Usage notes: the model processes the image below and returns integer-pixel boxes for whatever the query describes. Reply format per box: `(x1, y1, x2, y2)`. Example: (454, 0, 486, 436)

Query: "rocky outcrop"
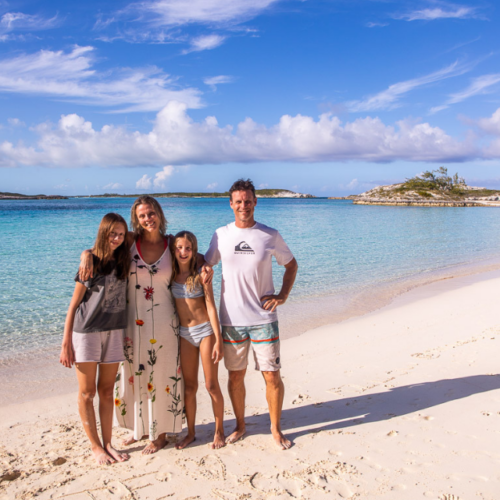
(353, 200, 486, 207)
(348, 183, 500, 207)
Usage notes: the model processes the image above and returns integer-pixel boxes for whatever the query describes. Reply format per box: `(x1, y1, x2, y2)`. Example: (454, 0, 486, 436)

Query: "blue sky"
(1, 0, 500, 196)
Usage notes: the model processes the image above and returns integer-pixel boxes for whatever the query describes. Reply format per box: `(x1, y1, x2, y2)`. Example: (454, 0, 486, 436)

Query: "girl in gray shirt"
(59, 213, 130, 466)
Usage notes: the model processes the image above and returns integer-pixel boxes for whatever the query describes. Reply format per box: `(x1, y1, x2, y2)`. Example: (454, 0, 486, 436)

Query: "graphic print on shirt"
(103, 274, 127, 313)
(234, 241, 255, 254)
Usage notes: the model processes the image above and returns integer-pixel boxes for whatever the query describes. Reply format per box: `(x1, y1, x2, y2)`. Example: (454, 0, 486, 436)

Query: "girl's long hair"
(130, 196, 167, 236)
(171, 231, 200, 292)
(92, 213, 130, 280)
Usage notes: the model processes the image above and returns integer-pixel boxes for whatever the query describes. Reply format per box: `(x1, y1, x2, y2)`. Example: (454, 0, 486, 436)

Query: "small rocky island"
(337, 168, 500, 207)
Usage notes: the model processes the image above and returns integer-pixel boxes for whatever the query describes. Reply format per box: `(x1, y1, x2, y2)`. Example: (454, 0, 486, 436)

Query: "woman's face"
(136, 203, 159, 233)
(109, 223, 126, 251)
(174, 237, 193, 266)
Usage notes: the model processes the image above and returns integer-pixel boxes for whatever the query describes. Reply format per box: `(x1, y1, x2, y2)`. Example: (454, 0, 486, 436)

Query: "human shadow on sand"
(234, 374, 500, 441)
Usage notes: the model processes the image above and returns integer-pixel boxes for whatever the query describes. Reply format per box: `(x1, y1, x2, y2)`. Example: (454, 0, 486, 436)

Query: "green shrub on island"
(396, 167, 467, 196)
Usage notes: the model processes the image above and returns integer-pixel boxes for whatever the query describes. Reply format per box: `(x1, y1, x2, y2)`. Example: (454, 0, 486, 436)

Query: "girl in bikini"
(171, 231, 225, 449)
(60, 213, 130, 465)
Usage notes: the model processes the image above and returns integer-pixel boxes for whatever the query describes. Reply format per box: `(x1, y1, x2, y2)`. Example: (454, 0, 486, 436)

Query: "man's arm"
(261, 258, 298, 313)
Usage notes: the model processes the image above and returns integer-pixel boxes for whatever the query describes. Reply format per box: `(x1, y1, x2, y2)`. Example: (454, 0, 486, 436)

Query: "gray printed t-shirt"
(73, 263, 127, 333)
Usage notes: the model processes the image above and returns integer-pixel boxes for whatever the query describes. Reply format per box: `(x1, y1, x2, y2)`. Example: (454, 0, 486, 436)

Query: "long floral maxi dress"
(114, 239, 184, 440)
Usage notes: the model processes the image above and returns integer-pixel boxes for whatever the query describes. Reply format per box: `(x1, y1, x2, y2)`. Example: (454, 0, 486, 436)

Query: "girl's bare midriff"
(174, 295, 210, 328)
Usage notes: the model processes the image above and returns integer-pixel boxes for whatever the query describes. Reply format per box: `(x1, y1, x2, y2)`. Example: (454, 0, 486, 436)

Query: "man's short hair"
(229, 179, 256, 200)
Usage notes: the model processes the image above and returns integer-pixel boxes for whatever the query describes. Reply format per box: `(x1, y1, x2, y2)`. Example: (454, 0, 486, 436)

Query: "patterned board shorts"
(221, 321, 280, 372)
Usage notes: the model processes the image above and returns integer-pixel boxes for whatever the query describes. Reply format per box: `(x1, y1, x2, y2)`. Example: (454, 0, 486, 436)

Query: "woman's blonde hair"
(171, 231, 200, 293)
(130, 196, 167, 236)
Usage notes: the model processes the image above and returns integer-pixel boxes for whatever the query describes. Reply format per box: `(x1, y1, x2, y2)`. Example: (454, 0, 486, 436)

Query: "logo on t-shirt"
(234, 241, 255, 254)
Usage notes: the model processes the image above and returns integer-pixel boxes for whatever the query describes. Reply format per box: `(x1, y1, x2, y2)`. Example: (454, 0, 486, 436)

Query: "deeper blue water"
(1, 197, 500, 360)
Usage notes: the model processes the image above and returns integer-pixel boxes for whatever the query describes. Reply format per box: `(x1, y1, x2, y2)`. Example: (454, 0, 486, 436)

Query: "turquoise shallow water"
(1, 197, 500, 362)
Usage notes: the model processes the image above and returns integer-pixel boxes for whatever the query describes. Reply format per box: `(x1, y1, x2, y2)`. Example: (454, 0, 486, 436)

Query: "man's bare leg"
(75, 363, 115, 465)
(226, 368, 247, 444)
(97, 363, 129, 462)
(262, 370, 291, 450)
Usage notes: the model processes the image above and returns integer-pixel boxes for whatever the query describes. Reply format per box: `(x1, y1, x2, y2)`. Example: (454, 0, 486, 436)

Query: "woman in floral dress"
(114, 195, 184, 454)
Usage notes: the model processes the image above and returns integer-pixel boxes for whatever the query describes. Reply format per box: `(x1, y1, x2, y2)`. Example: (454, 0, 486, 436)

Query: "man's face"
(230, 190, 257, 224)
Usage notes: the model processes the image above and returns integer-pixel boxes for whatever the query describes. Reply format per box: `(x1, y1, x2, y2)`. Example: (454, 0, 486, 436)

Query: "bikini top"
(171, 280, 204, 299)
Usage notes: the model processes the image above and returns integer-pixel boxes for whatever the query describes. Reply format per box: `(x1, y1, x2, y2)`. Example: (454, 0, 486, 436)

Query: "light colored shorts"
(72, 329, 126, 364)
(221, 321, 280, 372)
(179, 321, 214, 348)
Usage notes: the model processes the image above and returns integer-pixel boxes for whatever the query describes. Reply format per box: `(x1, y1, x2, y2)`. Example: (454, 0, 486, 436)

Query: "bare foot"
(121, 434, 137, 446)
(272, 429, 292, 450)
(141, 434, 167, 455)
(225, 426, 246, 444)
(105, 443, 130, 462)
(92, 446, 115, 465)
(175, 433, 196, 450)
(211, 431, 226, 449)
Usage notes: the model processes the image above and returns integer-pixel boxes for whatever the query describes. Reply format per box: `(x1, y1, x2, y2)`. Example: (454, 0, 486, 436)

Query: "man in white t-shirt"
(204, 179, 298, 449)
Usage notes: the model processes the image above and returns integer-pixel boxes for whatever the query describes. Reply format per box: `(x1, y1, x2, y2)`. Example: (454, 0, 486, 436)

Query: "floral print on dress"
(113, 239, 184, 440)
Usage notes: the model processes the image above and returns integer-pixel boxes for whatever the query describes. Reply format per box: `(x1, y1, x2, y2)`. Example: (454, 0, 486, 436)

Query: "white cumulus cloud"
(207, 182, 218, 189)
(0, 100, 492, 169)
(0, 46, 202, 112)
(154, 165, 174, 188)
(476, 108, 500, 136)
(136, 174, 152, 189)
(8, 118, 25, 127)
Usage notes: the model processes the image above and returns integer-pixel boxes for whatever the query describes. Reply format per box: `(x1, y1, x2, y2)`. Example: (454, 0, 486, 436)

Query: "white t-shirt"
(205, 221, 294, 327)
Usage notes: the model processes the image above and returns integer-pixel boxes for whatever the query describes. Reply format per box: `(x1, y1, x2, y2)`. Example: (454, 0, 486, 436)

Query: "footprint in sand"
(292, 394, 311, 405)
(175, 455, 227, 481)
(212, 488, 251, 500)
(387, 430, 398, 437)
(0, 471, 21, 483)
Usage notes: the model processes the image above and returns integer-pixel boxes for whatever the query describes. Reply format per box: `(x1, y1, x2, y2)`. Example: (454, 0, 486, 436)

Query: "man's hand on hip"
(261, 294, 285, 313)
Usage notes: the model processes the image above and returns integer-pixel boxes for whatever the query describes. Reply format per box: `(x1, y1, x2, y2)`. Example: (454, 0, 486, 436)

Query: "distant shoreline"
(0, 188, 315, 200)
(0, 194, 68, 200)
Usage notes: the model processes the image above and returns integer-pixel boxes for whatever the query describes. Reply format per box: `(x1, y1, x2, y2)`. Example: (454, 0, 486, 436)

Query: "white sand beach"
(2, 269, 500, 499)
